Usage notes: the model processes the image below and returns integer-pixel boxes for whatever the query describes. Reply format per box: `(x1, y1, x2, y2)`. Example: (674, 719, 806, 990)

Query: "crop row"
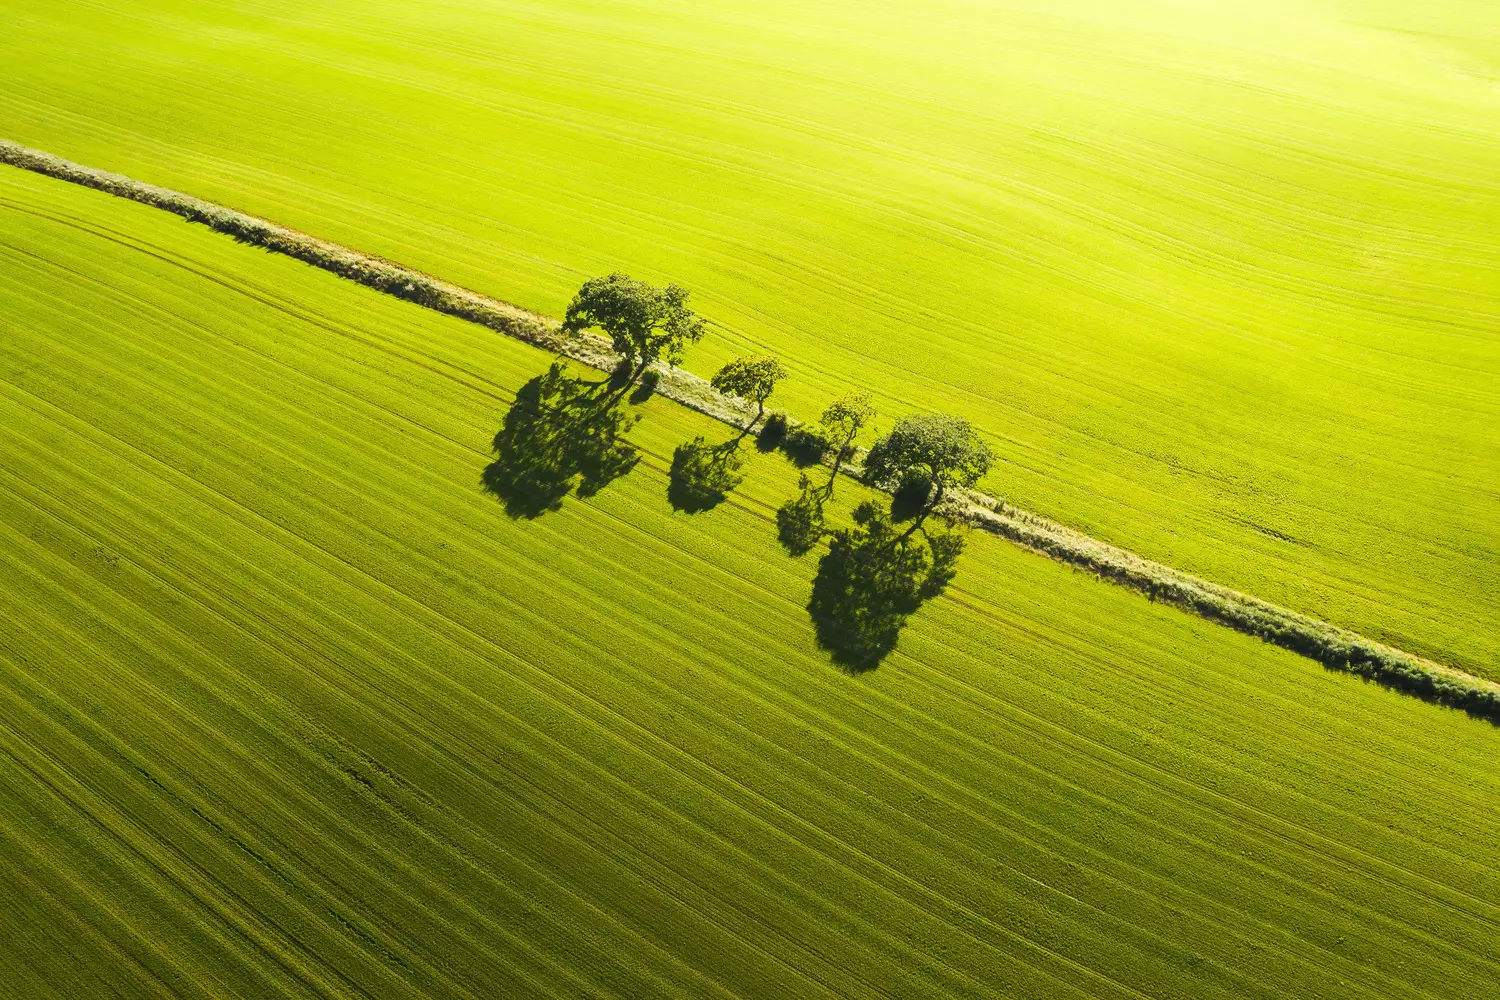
(1, 171, 1499, 997)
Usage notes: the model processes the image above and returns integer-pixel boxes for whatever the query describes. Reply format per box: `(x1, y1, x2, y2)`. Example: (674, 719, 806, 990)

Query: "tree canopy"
(562, 273, 706, 375)
(820, 394, 876, 446)
(709, 355, 787, 423)
(818, 392, 876, 481)
(862, 412, 992, 508)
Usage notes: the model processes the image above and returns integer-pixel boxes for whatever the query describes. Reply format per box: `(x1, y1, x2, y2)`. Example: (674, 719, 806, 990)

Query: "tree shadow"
(776, 425, 832, 469)
(776, 477, 826, 556)
(807, 502, 964, 673)
(481, 362, 640, 518)
(888, 478, 934, 525)
(756, 412, 788, 453)
(629, 368, 660, 404)
(668, 435, 745, 513)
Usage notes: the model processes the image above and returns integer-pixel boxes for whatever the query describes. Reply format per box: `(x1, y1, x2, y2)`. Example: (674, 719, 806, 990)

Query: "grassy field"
(2, 0, 1497, 678)
(4, 165, 1500, 999)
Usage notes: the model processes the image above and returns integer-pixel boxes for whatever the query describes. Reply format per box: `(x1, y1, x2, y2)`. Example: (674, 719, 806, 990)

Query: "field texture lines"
(7, 140, 1492, 723)
(2, 167, 1499, 999)
(1, 0, 1495, 678)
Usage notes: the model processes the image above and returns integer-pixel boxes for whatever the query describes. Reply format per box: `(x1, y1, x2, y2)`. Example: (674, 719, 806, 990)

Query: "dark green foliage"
(562, 272, 706, 375)
(787, 400, 977, 671)
(808, 502, 965, 671)
(776, 476, 826, 556)
(778, 425, 833, 467)
(864, 412, 992, 510)
(757, 411, 789, 451)
(711, 355, 788, 425)
(629, 367, 661, 403)
(481, 362, 638, 517)
(668, 435, 745, 512)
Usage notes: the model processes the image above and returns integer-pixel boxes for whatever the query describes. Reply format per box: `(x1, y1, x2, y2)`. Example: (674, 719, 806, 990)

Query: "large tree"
(710, 355, 787, 428)
(562, 273, 706, 378)
(862, 412, 992, 515)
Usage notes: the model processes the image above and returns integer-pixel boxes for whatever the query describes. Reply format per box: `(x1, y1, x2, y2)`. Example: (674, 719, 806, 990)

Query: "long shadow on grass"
(482, 361, 640, 518)
(808, 501, 963, 673)
(667, 435, 747, 513)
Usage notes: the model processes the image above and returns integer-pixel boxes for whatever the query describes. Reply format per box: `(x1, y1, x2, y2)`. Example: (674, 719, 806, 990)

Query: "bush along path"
(5, 138, 1496, 722)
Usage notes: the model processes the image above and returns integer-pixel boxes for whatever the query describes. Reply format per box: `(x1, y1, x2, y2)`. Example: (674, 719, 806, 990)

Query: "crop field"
(2, 0, 1498, 678)
(4, 162, 1500, 999)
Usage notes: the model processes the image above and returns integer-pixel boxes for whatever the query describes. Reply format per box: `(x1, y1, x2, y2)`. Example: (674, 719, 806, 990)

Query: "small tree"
(562, 273, 706, 379)
(710, 355, 787, 428)
(863, 412, 992, 518)
(819, 393, 876, 484)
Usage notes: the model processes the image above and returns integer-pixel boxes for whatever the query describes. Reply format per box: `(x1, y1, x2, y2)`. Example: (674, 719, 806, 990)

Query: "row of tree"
(497, 272, 996, 669)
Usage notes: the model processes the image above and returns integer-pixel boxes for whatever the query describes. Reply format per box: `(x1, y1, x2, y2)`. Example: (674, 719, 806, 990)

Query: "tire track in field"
(0, 818, 187, 1000)
(0, 583, 642, 1000)
(0, 685, 372, 1000)
(0, 567, 612, 1000)
(0, 471, 760, 1000)
(555, 487, 1499, 997)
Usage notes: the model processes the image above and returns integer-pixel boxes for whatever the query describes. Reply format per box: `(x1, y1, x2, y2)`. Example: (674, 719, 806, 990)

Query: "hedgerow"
(960, 496, 1500, 723)
(7, 137, 1493, 722)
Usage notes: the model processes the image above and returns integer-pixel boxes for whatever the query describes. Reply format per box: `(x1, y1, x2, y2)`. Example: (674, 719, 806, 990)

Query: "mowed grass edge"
(3, 139, 1493, 724)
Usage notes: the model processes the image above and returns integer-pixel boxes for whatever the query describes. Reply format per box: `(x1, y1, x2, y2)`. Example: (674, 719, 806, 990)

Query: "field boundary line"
(4, 138, 1496, 724)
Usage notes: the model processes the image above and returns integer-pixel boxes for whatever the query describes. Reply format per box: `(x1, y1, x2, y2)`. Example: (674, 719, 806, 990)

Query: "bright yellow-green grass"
(2, 0, 1497, 677)
(5, 164, 1500, 999)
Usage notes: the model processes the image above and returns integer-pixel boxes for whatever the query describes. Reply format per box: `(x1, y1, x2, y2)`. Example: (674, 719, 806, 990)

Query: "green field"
(2, 0, 1497, 677)
(4, 160, 1500, 998)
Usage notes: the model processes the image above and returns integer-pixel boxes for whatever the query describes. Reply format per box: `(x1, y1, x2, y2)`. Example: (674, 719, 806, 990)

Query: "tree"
(818, 393, 876, 486)
(862, 412, 992, 518)
(562, 273, 706, 378)
(710, 355, 787, 428)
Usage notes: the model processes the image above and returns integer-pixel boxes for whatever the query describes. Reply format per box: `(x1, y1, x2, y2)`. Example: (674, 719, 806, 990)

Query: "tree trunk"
(901, 475, 943, 541)
(826, 427, 857, 494)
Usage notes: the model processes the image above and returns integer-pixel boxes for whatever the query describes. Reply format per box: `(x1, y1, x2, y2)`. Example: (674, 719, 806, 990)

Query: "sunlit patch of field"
(3, 167, 1498, 1000)
(3, 0, 1495, 676)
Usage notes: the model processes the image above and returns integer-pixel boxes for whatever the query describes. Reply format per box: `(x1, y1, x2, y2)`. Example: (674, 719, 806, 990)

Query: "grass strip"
(5, 137, 1494, 723)
(0, 140, 755, 430)
(957, 496, 1500, 722)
